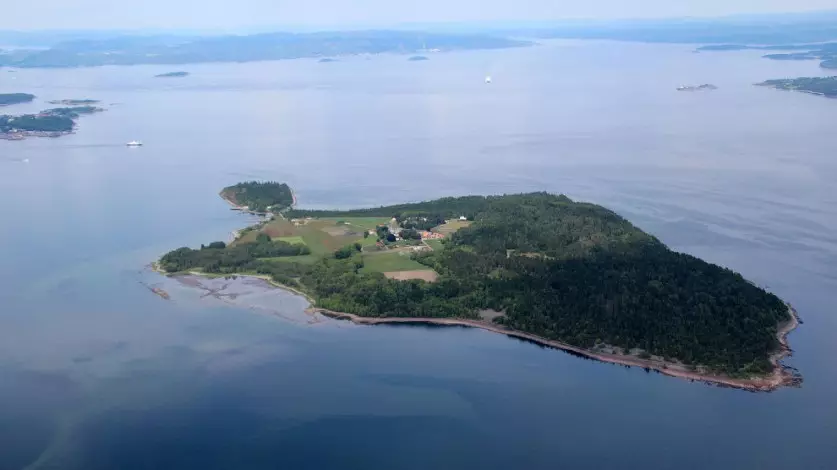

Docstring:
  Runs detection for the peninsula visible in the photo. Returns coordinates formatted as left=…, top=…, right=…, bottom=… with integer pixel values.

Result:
left=1, top=105, right=104, bottom=140
left=157, top=185, right=800, bottom=391
left=756, top=76, right=837, bottom=98
left=220, top=181, right=295, bottom=213
left=0, top=93, right=35, bottom=106
left=696, top=42, right=837, bottom=70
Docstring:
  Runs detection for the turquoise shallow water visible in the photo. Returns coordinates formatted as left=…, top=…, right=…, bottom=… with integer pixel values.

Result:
left=1, top=41, right=835, bottom=469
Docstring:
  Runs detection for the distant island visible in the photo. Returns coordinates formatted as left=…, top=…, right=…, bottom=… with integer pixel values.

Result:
left=408, top=55, right=429, bottom=61
left=0, top=31, right=530, bottom=68
left=677, top=84, right=717, bottom=91
left=155, top=71, right=189, bottom=78
left=756, top=76, right=837, bottom=97
left=156, top=186, right=800, bottom=392
left=697, top=42, right=837, bottom=70
left=1, top=105, right=104, bottom=140
left=47, top=99, right=100, bottom=105
left=318, top=58, right=337, bottom=63
left=0, top=93, right=35, bottom=106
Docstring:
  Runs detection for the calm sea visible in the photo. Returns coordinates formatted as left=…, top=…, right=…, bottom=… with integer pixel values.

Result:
left=1, top=40, right=835, bottom=469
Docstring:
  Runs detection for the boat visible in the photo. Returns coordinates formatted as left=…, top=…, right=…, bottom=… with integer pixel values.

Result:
left=126, top=141, right=143, bottom=147
left=485, top=75, right=492, bottom=84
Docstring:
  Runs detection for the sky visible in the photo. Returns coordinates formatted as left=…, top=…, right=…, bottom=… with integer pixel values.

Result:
left=1, top=0, right=836, bottom=30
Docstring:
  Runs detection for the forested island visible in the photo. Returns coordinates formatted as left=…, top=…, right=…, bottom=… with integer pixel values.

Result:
left=0, top=105, right=104, bottom=139
left=47, top=99, right=99, bottom=105
left=220, top=181, right=295, bottom=213
left=0, top=93, right=35, bottom=106
left=756, top=76, right=837, bottom=97
left=155, top=71, right=189, bottom=78
left=157, top=187, right=800, bottom=391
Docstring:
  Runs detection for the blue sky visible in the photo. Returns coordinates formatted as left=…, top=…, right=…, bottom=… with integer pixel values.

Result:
left=1, top=0, right=835, bottom=30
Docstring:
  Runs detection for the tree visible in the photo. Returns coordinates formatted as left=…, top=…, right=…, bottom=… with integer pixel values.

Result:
left=335, top=246, right=355, bottom=259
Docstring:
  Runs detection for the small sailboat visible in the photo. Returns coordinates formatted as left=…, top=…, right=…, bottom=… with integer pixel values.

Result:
left=126, top=141, right=143, bottom=147
left=485, top=75, right=492, bottom=84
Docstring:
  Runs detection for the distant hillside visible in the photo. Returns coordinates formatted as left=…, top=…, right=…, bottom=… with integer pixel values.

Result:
left=510, top=12, right=837, bottom=44
left=0, top=31, right=530, bottom=68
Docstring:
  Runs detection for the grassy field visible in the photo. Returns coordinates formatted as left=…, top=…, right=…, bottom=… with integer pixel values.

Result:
left=324, top=217, right=390, bottom=231
left=361, top=251, right=429, bottom=273
left=237, top=217, right=380, bottom=257
left=425, top=239, right=445, bottom=251
left=434, top=220, right=471, bottom=235
left=274, top=236, right=306, bottom=246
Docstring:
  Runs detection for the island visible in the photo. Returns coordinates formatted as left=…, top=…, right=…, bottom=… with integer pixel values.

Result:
left=756, top=76, right=837, bottom=98
left=1, top=105, right=104, bottom=140
left=47, top=99, right=100, bottom=105
left=677, top=84, right=718, bottom=91
left=408, top=55, right=429, bottom=61
left=156, top=186, right=801, bottom=392
left=318, top=58, right=338, bottom=63
left=154, top=71, right=189, bottom=78
left=0, top=93, right=35, bottom=106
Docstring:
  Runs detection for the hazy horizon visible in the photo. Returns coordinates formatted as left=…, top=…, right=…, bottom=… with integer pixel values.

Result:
left=1, top=1, right=837, bottom=31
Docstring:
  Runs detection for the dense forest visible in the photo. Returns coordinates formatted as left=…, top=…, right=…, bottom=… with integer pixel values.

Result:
left=757, top=76, right=837, bottom=97
left=221, top=181, right=294, bottom=212
left=162, top=192, right=790, bottom=376
left=0, top=106, right=103, bottom=133
left=0, top=93, right=35, bottom=106
left=0, top=113, right=74, bottom=132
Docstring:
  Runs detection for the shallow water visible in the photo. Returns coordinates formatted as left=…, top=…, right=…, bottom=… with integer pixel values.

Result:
left=1, top=40, right=835, bottom=469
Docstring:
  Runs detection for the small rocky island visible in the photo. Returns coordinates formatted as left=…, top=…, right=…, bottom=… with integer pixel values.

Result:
left=154, top=71, right=190, bottom=78
left=1, top=105, right=105, bottom=140
left=156, top=183, right=800, bottom=392
left=677, top=84, right=718, bottom=91
left=756, top=76, right=837, bottom=97
left=47, top=99, right=100, bottom=105
left=0, top=93, right=35, bottom=106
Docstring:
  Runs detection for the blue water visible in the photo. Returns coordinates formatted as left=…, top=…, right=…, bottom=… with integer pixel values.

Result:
left=1, top=41, right=836, bottom=469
